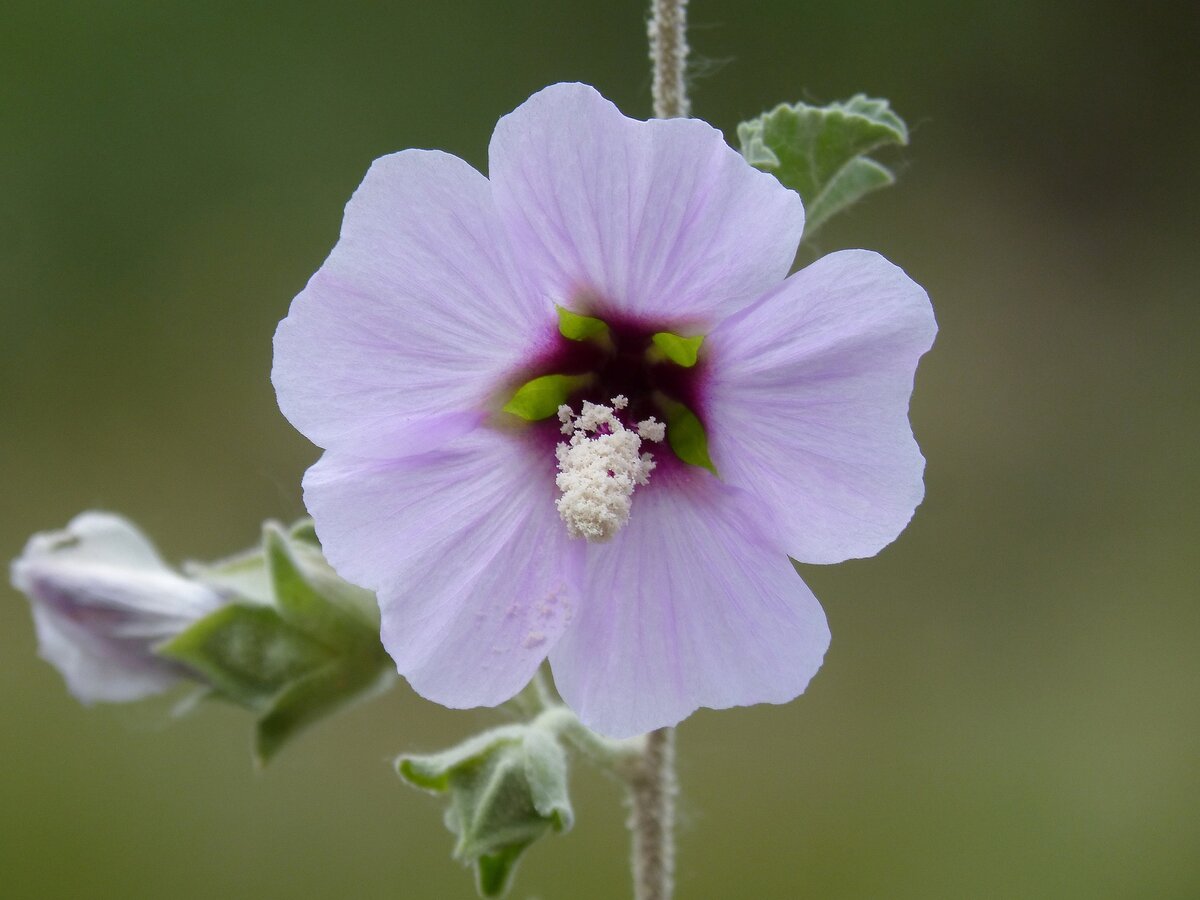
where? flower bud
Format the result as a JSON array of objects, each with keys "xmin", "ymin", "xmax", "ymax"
[
  {"xmin": 398, "ymin": 722, "xmax": 574, "ymax": 897},
  {"xmin": 10, "ymin": 512, "xmax": 223, "ymax": 703}
]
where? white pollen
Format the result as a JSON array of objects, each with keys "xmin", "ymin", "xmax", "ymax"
[
  {"xmin": 555, "ymin": 397, "xmax": 660, "ymax": 543},
  {"xmin": 637, "ymin": 417, "xmax": 666, "ymax": 442},
  {"xmin": 557, "ymin": 404, "xmax": 575, "ymax": 434}
]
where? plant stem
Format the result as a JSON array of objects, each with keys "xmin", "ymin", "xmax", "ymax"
[
  {"xmin": 648, "ymin": 0, "xmax": 690, "ymax": 118},
  {"xmin": 625, "ymin": 8, "xmax": 688, "ymax": 893},
  {"xmin": 520, "ymin": 665, "xmax": 678, "ymax": 898},
  {"xmin": 534, "ymin": 705, "xmax": 643, "ymax": 770},
  {"xmin": 626, "ymin": 726, "xmax": 677, "ymax": 900}
]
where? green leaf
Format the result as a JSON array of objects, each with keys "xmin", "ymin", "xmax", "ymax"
[
  {"xmin": 294, "ymin": 541, "xmax": 381, "ymax": 631},
  {"xmin": 264, "ymin": 522, "xmax": 376, "ymax": 646},
  {"xmin": 474, "ymin": 842, "xmax": 532, "ymax": 898},
  {"xmin": 166, "ymin": 521, "xmax": 396, "ymax": 764},
  {"xmin": 398, "ymin": 724, "xmax": 573, "ymax": 898},
  {"xmin": 158, "ymin": 603, "xmax": 332, "ymax": 710},
  {"xmin": 556, "ymin": 306, "xmax": 609, "ymax": 342},
  {"xmin": 185, "ymin": 547, "xmax": 272, "ymax": 606},
  {"xmin": 737, "ymin": 95, "xmax": 908, "ymax": 235},
  {"xmin": 502, "ymin": 374, "xmax": 590, "ymax": 421},
  {"xmin": 288, "ymin": 518, "xmax": 321, "ymax": 546},
  {"xmin": 651, "ymin": 331, "xmax": 704, "ymax": 367},
  {"xmin": 398, "ymin": 726, "xmax": 526, "ymax": 791},
  {"xmin": 661, "ymin": 399, "xmax": 717, "ymax": 475},
  {"xmin": 806, "ymin": 156, "xmax": 896, "ymax": 234},
  {"xmin": 520, "ymin": 727, "xmax": 573, "ymax": 828},
  {"xmin": 254, "ymin": 659, "xmax": 394, "ymax": 766}
]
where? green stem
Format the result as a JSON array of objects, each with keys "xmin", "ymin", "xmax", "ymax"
[{"xmin": 534, "ymin": 705, "xmax": 642, "ymax": 770}]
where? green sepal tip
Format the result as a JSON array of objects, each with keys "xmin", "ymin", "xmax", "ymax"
[
  {"xmin": 556, "ymin": 305, "xmax": 609, "ymax": 342},
  {"xmin": 660, "ymin": 397, "xmax": 718, "ymax": 475},
  {"xmin": 651, "ymin": 331, "xmax": 704, "ymax": 367},
  {"xmin": 502, "ymin": 373, "xmax": 591, "ymax": 421}
]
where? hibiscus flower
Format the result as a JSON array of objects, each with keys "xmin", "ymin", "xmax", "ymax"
[{"xmin": 272, "ymin": 83, "xmax": 936, "ymax": 738}]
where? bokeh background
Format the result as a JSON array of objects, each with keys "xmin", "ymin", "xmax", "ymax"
[{"xmin": 3, "ymin": 1, "xmax": 1196, "ymax": 897}]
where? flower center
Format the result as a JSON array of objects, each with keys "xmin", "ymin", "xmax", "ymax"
[
  {"xmin": 500, "ymin": 306, "xmax": 716, "ymax": 540},
  {"xmin": 554, "ymin": 395, "xmax": 665, "ymax": 542}
]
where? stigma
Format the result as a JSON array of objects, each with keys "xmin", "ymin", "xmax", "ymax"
[{"xmin": 554, "ymin": 396, "xmax": 665, "ymax": 542}]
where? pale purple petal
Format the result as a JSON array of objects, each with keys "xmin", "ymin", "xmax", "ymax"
[
  {"xmin": 29, "ymin": 604, "xmax": 179, "ymax": 703},
  {"xmin": 270, "ymin": 84, "xmax": 937, "ymax": 732},
  {"xmin": 273, "ymin": 150, "xmax": 557, "ymax": 459},
  {"xmin": 706, "ymin": 250, "xmax": 937, "ymax": 564},
  {"xmin": 549, "ymin": 468, "xmax": 830, "ymax": 739},
  {"xmin": 44, "ymin": 512, "xmax": 166, "ymax": 568},
  {"xmin": 489, "ymin": 83, "xmax": 805, "ymax": 325},
  {"xmin": 11, "ymin": 512, "xmax": 223, "ymax": 704},
  {"xmin": 303, "ymin": 431, "xmax": 583, "ymax": 708}
]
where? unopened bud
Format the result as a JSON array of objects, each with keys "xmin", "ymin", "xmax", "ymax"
[{"xmin": 10, "ymin": 512, "xmax": 223, "ymax": 704}]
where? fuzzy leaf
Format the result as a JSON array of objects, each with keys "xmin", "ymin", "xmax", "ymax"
[
  {"xmin": 288, "ymin": 518, "xmax": 321, "ymax": 547},
  {"xmin": 520, "ymin": 728, "xmax": 573, "ymax": 828},
  {"xmin": 399, "ymin": 726, "xmax": 526, "ymax": 792},
  {"xmin": 474, "ymin": 843, "xmax": 532, "ymax": 898},
  {"xmin": 738, "ymin": 95, "xmax": 908, "ymax": 235},
  {"xmin": 397, "ymin": 724, "xmax": 572, "ymax": 898},
  {"xmin": 185, "ymin": 547, "xmax": 272, "ymax": 606},
  {"xmin": 264, "ymin": 522, "xmax": 376, "ymax": 646},
  {"xmin": 170, "ymin": 521, "xmax": 394, "ymax": 764},
  {"xmin": 806, "ymin": 156, "xmax": 895, "ymax": 233},
  {"xmin": 158, "ymin": 603, "xmax": 331, "ymax": 710},
  {"xmin": 254, "ymin": 659, "xmax": 394, "ymax": 766}
]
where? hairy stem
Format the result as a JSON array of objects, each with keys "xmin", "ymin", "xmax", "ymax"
[
  {"xmin": 648, "ymin": 0, "xmax": 690, "ymax": 118},
  {"xmin": 626, "ymin": 727, "xmax": 677, "ymax": 900},
  {"xmin": 629, "ymin": 12, "xmax": 687, "ymax": 894},
  {"xmin": 535, "ymin": 705, "xmax": 643, "ymax": 769}
]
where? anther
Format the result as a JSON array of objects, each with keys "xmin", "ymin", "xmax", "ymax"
[{"xmin": 554, "ymin": 398, "xmax": 665, "ymax": 542}]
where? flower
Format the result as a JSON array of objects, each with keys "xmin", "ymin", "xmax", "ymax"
[
  {"xmin": 10, "ymin": 512, "xmax": 224, "ymax": 703},
  {"xmin": 272, "ymin": 83, "xmax": 936, "ymax": 738}
]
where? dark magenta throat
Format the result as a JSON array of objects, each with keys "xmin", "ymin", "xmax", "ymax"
[{"xmin": 534, "ymin": 312, "xmax": 707, "ymax": 429}]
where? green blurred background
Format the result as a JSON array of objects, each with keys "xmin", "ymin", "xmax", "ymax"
[{"xmin": 3, "ymin": 1, "xmax": 1196, "ymax": 897}]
